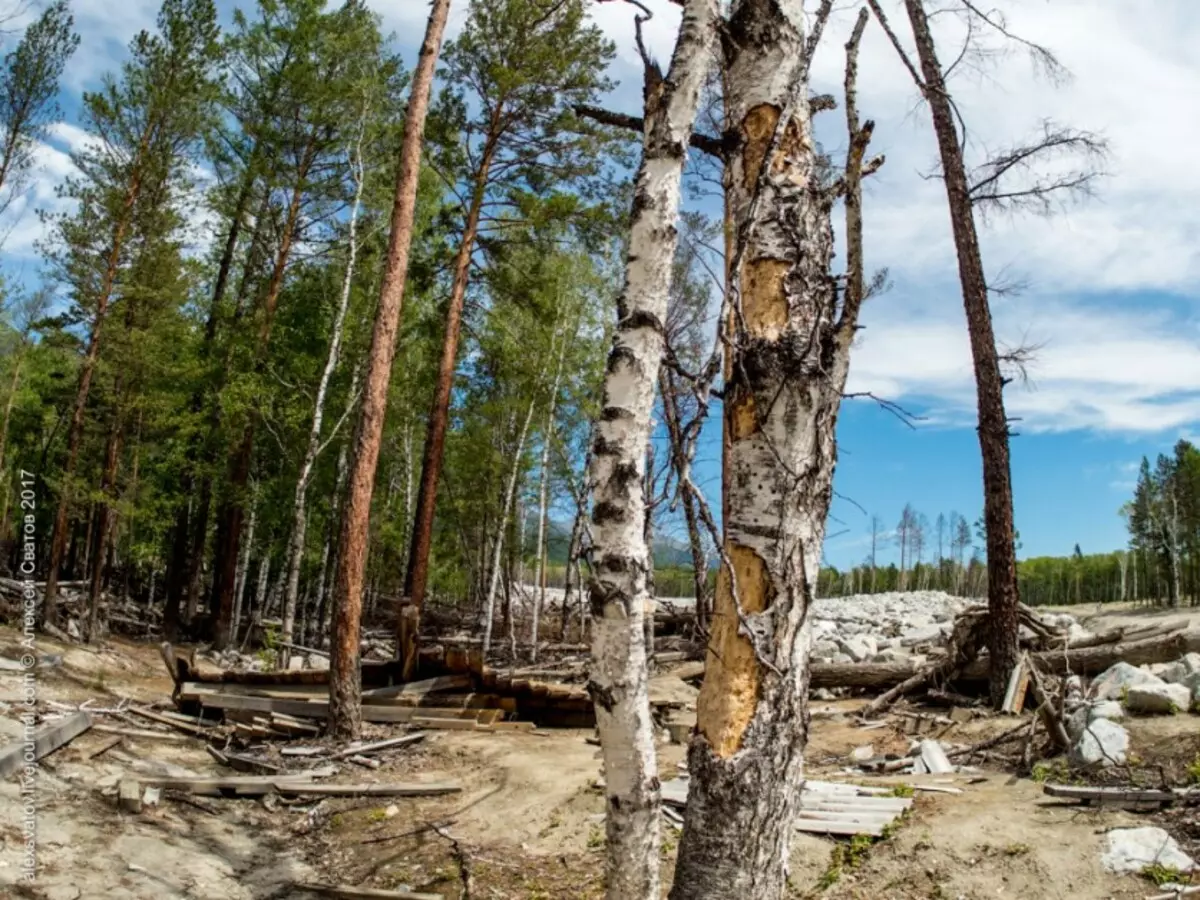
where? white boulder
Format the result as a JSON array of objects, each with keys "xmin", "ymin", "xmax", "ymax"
[
  {"xmin": 1089, "ymin": 662, "xmax": 1166, "ymax": 701},
  {"xmin": 1124, "ymin": 683, "xmax": 1191, "ymax": 715},
  {"xmin": 1159, "ymin": 653, "xmax": 1200, "ymax": 685},
  {"xmin": 1069, "ymin": 719, "xmax": 1129, "ymax": 768},
  {"xmin": 1066, "ymin": 700, "xmax": 1124, "ymax": 740},
  {"xmin": 1100, "ymin": 826, "xmax": 1195, "ymax": 876}
]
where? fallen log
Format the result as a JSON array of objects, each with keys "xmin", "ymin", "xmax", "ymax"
[
  {"xmin": 809, "ymin": 629, "xmax": 1200, "ymax": 691},
  {"xmin": 293, "ymin": 883, "xmax": 443, "ymax": 900}
]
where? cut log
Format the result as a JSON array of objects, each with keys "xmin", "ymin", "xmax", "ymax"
[
  {"xmin": 0, "ymin": 711, "xmax": 93, "ymax": 778},
  {"xmin": 1000, "ymin": 653, "xmax": 1029, "ymax": 714}
]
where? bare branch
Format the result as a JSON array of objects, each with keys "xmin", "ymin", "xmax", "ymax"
[
  {"xmin": 842, "ymin": 391, "xmax": 924, "ymax": 429},
  {"xmin": 864, "ymin": 0, "xmax": 926, "ymax": 90},
  {"xmin": 957, "ymin": 0, "xmax": 1069, "ymax": 84},
  {"xmin": 572, "ymin": 103, "xmax": 724, "ymax": 157},
  {"xmin": 996, "ymin": 336, "xmax": 1045, "ymax": 389},
  {"xmin": 969, "ymin": 120, "xmax": 1108, "ymax": 216}
]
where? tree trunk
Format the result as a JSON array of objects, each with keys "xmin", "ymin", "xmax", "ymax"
[
  {"xmin": 42, "ymin": 156, "xmax": 146, "ymax": 627},
  {"xmin": 329, "ymin": 0, "xmax": 450, "ymax": 740},
  {"xmin": 85, "ymin": 414, "xmax": 122, "ymax": 642},
  {"xmin": 900, "ymin": 0, "xmax": 1021, "ymax": 708},
  {"xmin": 661, "ymin": 369, "xmax": 709, "ymax": 630},
  {"xmin": 211, "ymin": 140, "xmax": 315, "ymax": 651},
  {"xmin": 587, "ymin": 0, "xmax": 717, "ymax": 895},
  {"xmin": 232, "ymin": 489, "xmax": 257, "ymax": 647},
  {"xmin": 671, "ymin": 4, "xmax": 865, "ymax": 896},
  {"xmin": 531, "ymin": 327, "xmax": 569, "ymax": 661},
  {"xmin": 401, "ymin": 115, "xmax": 503, "ymax": 666},
  {"xmin": 281, "ymin": 125, "xmax": 366, "ymax": 667},
  {"xmin": 483, "ymin": 402, "xmax": 537, "ymax": 654}
]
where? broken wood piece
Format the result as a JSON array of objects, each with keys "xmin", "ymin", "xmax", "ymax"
[
  {"xmin": 118, "ymin": 779, "xmax": 142, "ymax": 813},
  {"xmin": 328, "ymin": 733, "xmax": 426, "ymax": 761},
  {"xmin": 1041, "ymin": 783, "xmax": 1192, "ymax": 808},
  {"xmin": 292, "ymin": 882, "xmax": 443, "ymax": 899},
  {"xmin": 88, "ymin": 736, "xmax": 124, "ymax": 760},
  {"xmin": 132, "ymin": 773, "xmax": 460, "ymax": 798},
  {"xmin": 126, "ymin": 706, "xmax": 212, "ymax": 737},
  {"xmin": 143, "ymin": 786, "xmax": 161, "ymax": 807},
  {"xmin": 93, "ymin": 723, "xmax": 188, "ymax": 743},
  {"xmin": 0, "ymin": 711, "xmax": 93, "ymax": 778},
  {"xmin": 348, "ymin": 755, "xmax": 381, "ymax": 770},
  {"xmin": 1001, "ymin": 653, "xmax": 1030, "ymax": 714},
  {"xmin": 207, "ymin": 745, "xmax": 284, "ymax": 774}
]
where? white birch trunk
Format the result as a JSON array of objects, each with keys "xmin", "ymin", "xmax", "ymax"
[
  {"xmin": 482, "ymin": 399, "xmax": 537, "ymax": 654},
  {"xmin": 671, "ymin": 3, "xmax": 870, "ymax": 896},
  {"xmin": 280, "ymin": 123, "xmax": 366, "ymax": 667},
  {"xmin": 232, "ymin": 492, "xmax": 257, "ymax": 646},
  {"xmin": 530, "ymin": 327, "xmax": 569, "ymax": 661},
  {"xmin": 586, "ymin": 2, "xmax": 717, "ymax": 896}
]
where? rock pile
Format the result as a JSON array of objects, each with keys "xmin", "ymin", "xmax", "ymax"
[
  {"xmin": 1064, "ymin": 652, "xmax": 1200, "ymax": 767},
  {"xmin": 807, "ymin": 590, "xmax": 1085, "ymax": 667}
]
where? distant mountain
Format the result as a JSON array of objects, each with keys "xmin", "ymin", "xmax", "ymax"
[{"xmin": 522, "ymin": 511, "xmax": 706, "ymax": 569}]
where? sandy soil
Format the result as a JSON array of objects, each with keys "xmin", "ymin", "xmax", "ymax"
[{"xmin": 1, "ymin": 625, "xmax": 1197, "ymax": 899}]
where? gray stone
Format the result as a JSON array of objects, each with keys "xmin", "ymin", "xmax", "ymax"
[
  {"xmin": 839, "ymin": 635, "xmax": 877, "ymax": 663},
  {"xmin": 1124, "ymin": 682, "xmax": 1190, "ymax": 715},
  {"xmin": 1068, "ymin": 719, "xmax": 1129, "ymax": 768},
  {"xmin": 1100, "ymin": 826, "xmax": 1195, "ymax": 876},
  {"xmin": 1160, "ymin": 653, "xmax": 1200, "ymax": 685},
  {"xmin": 849, "ymin": 744, "xmax": 875, "ymax": 763},
  {"xmin": 1088, "ymin": 662, "xmax": 1165, "ymax": 701},
  {"xmin": 306, "ymin": 654, "xmax": 329, "ymax": 671},
  {"xmin": 1183, "ymin": 672, "xmax": 1200, "ymax": 711},
  {"xmin": 1066, "ymin": 700, "xmax": 1125, "ymax": 739},
  {"xmin": 812, "ymin": 640, "xmax": 839, "ymax": 657},
  {"xmin": 872, "ymin": 647, "xmax": 911, "ymax": 664}
]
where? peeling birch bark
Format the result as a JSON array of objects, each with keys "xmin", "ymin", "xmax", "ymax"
[
  {"xmin": 587, "ymin": 1, "xmax": 718, "ymax": 897},
  {"xmin": 670, "ymin": 4, "xmax": 872, "ymax": 898}
]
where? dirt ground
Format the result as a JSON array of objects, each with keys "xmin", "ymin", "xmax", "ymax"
[{"xmin": 1, "ymin": 624, "xmax": 1197, "ymax": 899}]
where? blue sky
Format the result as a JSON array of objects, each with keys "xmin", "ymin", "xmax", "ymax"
[{"xmin": 4, "ymin": 0, "xmax": 1199, "ymax": 571}]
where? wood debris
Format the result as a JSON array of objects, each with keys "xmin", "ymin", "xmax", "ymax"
[{"xmin": 0, "ymin": 711, "xmax": 93, "ymax": 778}]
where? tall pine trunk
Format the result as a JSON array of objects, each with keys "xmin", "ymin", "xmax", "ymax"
[
  {"xmin": 329, "ymin": 0, "xmax": 450, "ymax": 739},
  {"xmin": 587, "ymin": 0, "xmax": 717, "ymax": 895},
  {"xmin": 900, "ymin": 0, "xmax": 1020, "ymax": 706},
  {"xmin": 531, "ymin": 325, "xmax": 569, "ymax": 661},
  {"xmin": 401, "ymin": 115, "xmax": 502, "ymax": 671}
]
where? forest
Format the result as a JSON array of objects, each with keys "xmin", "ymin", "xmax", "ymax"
[{"xmin": 0, "ymin": 0, "xmax": 1158, "ymax": 895}]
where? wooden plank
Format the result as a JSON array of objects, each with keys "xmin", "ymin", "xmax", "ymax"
[
  {"xmin": 489, "ymin": 721, "xmax": 536, "ymax": 732},
  {"xmin": 0, "ymin": 711, "xmax": 93, "ymax": 779},
  {"xmin": 184, "ymin": 685, "xmax": 483, "ymax": 725},
  {"xmin": 1042, "ymin": 783, "xmax": 1186, "ymax": 806},
  {"xmin": 292, "ymin": 882, "xmax": 443, "ymax": 899},
  {"xmin": 361, "ymin": 675, "xmax": 472, "ymax": 700},
  {"xmin": 1001, "ymin": 653, "xmax": 1029, "ymax": 714},
  {"xmin": 87, "ymin": 735, "xmax": 124, "ymax": 760},
  {"xmin": 127, "ymin": 706, "xmax": 212, "ymax": 737},
  {"xmin": 475, "ymin": 709, "xmax": 503, "ymax": 726},
  {"xmin": 794, "ymin": 818, "xmax": 886, "ymax": 837},
  {"xmin": 327, "ymin": 733, "xmax": 426, "ymax": 760},
  {"xmin": 409, "ymin": 717, "xmax": 480, "ymax": 731},
  {"xmin": 93, "ymin": 724, "xmax": 188, "ymax": 743}
]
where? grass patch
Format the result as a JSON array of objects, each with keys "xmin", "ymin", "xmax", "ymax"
[
  {"xmin": 816, "ymin": 834, "xmax": 876, "ymax": 891},
  {"xmin": 889, "ymin": 784, "xmax": 915, "ymax": 798},
  {"xmin": 1003, "ymin": 842, "xmax": 1031, "ymax": 857},
  {"xmin": 1187, "ymin": 754, "xmax": 1200, "ymax": 785},
  {"xmin": 1031, "ymin": 758, "xmax": 1071, "ymax": 784},
  {"xmin": 1142, "ymin": 863, "xmax": 1185, "ymax": 887}
]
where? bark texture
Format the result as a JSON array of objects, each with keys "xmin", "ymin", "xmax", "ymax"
[
  {"xmin": 901, "ymin": 0, "xmax": 1020, "ymax": 707},
  {"xmin": 329, "ymin": 0, "xmax": 450, "ymax": 739},
  {"xmin": 670, "ymin": 3, "xmax": 864, "ymax": 897},
  {"xmin": 586, "ymin": 0, "xmax": 717, "ymax": 896}
]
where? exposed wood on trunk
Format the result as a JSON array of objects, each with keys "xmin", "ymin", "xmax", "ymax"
[
  {"xmin": 329, "ymin": 0, "xmax": 451, "ymax": 741},
  {"xmin": 587, "ymin": 0, "xmax": 718, "ymax": 896},
  {"xmin": 672, "ymin": 6, "xmax": 869, "ymax": 896}
]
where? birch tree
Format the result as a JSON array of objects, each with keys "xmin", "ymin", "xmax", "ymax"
[
  {"xmin": 586, "ymin": 0, "xmax": 717, "ymax": 895},
  {"xmin": 670, "ymin": 6, "xmax": 881, "ymax": 896}
]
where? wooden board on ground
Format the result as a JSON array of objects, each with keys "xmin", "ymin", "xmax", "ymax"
[
  {"xmin": 0, "ymin": 711, "xmax": 93, "ymax": 779},
  {"xmin": 293, "ymin": 882, "xmax": 443, "ymax": 899}
]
